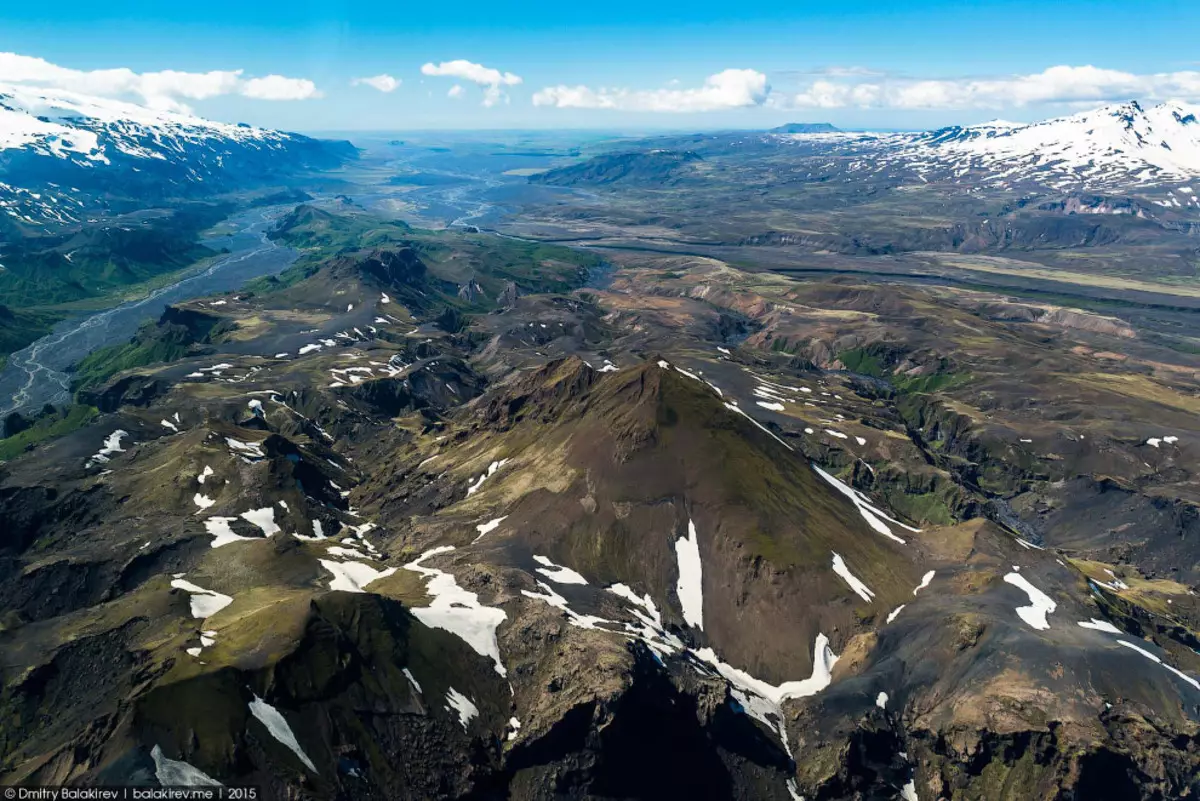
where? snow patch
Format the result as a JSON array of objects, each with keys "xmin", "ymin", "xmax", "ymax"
[
  {"xmin": 151, "ymin": 745, "xmax": 221, "ymax": 787},
  {"xmin": 1078, "ymin": 618, "xmax": 1122, "ymax": 634},
  {"xmin": 675, "ymin": 519, "xmax": 705, "ymax": 629},
  {"xmin": 813, "ymin": 465, "xmax": 916, "ymax": 544},
  {"xmin": 444, "ymin": 687, "xmax": 479, "ymax": 730},
  {"xmin": 466, "ymin": 459, "xmax": 509, "ymax": 497},
  {"xmin": 723, "ymin": 401, "xmax": 794, "ymax": 450},
  {"xmin": 913, "ymin": 570, "xmax": 935, "ymax": 595},
  {"xmin": 318, "ymin": 559, "xmax": 396, "ymax": 592},
  {"xmin": 239, "ymin": 507, "xmax": 280, "ymax": 537},
  {"xmin": 603, "ymin": 583, "xmax": 684, "ymax": 657},
  {"xmin": 831, "ymin": 552, "xmax": 875, "ymax": 603},
  {"xmin": 203, "ymin": 517, "xmax": 255, "ymax": 548},
  {"xmin": 1118, "ymin": 640, "xmax": 1200, "ymax": 691},
  {"xmin": 522, "ymin": 580, "xmax": 613, "ymax": 631},
  {"xmin": 474, "ymin": 516, "xmax": 508, "ymax": 542},
  {"xmin": 170, "ymin": 579, "xmax": 233, "ymax": 619},
  {"xmin": 697, "ymin": 634, "xmax": 839, "ymax": 706},
  {"xmin": 533, "ymin": 555, "xmax": 589, "ymax": 585},
  {"xmin": 248, "ymin": 696, "xmax": 317, "ymax": 773},
  {"xmin": 86, "ymin": 429, "xmax": 129, "ymax": 467},
  {"xmin": 225, "ymin": 437, "xmax": 265, "ymax": 460},
  {"xmin": 1003, "ymin": 572, "xmax": 1057, "ymax": 630},
  {"xmin": 404, "ymin": 546, "xmax": 509, "ymax": 676}
]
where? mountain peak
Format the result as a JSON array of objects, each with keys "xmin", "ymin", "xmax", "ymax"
[{"xmin": 902, "ymin": 99, "xmax": 1200, "ymax": 187}]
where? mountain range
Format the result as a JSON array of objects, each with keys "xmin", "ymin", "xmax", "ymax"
[
  {"xmin": 0, "ymin": 84, "xmax": 355, "ymax": 228},
  {"xmin": 1, "ymin": 204, "xmax": 1197, "ymax": 798},
  {"xmin": 1, "ymin": 90, "xmax": 1199, "ymax": 800},
  {"xmin": 778, "ymin": 101, "xmax": 1200, "ymax": 194}
]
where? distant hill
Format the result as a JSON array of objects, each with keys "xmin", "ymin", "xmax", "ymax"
[
  {"xmin": 768, "ymin": 122, "xmax": 841, "ymax": 134},
  {"xmin": 529, "ymin": 150, "xmax": 704, "ymax": 187}
]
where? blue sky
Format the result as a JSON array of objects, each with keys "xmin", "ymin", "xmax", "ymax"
[{"xmin": 3, "ymin": 0, "xmax": 1198, "ymax": 131}]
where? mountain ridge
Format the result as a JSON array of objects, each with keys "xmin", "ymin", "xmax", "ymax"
[
  {"xmin": 771, "ymin": 100, "xmax": 1200, "ymax": 191},
  {"xmin": 0, "ymin": 84, "xmax": 356, "ymax": 227}
]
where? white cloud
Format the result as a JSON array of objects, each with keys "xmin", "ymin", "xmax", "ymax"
[
  {"xmin": 779, "ymin": 65, "xmax": 1200, "ymax": 110},
  {"xmin": 421, "ymin": 60, "xmax": 521, "ymax": 86},
  {"xmin": 483, "ymin": 85, "xmax": 509, "ymax": 107},
  {"xmin": 533, "ymin": 69, "xmax": 769, "ymax": 113},
  {"xmin": 352, "ymin": 74, "xmax": 400, "ymax": 93},
  {"xmin": 447, "ymin": 84, "xmax": 464, "ymax": 99},
  {"xmin": 241, "ymin": 75, "xmax": 321, "ymax": 101},
  {"xmin": 421, "ymin": 59, "xmax": 522, "ymax": 107},
  {"xmin": 785, "ymin": 80, "xmax": 882, "ymax": 109},
  {"xmin": 0, "ymin": 51, "xmax": 320, "ymax": 112}
]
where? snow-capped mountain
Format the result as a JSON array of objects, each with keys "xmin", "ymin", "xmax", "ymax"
[
  {"xmin": 776, "ymin": 101, "xmax": 1200, "ymax": 196},
  {"xmin": 908, "ymin": 101, "xmax": 1200, "ymax": 187},
  {"xmin": 0, "ymin": 84, "xmax": 354, "ymax": 226}
]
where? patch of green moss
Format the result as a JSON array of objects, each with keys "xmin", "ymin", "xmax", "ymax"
[
  {"xmin": 241, "ymin": 260, "xmax": 321, "ymax": 294},
  {"xmin": 838, "ymin": 347, "xmax": 887, "ymax": 377},
  {"xmin": 0, "ymin": 404, "xmax": 99, "ymax": 461},
  {"xmin": 839, "ymin": 347, "xmax": 970, "ymax": 395},
  {"xmin": 963, "ymin": 738, "xmax": 1053, "ymax": 800},
  {"xmin": 881, "ymin": 488, "xmax": 955, "ymax": 526},
  {"xmin": 893, "ymin": 370, "xmax": 971, "ymax": 394},
  {"xmin": 73, "ymin": 332, "xmax": 190, "ymax": 390},
  {"xmin": 0, "ymin": 305, "xmax": 63, "ymax": 368},
  {"xmin": 72, "ymin": 310, "xmax": 230, "ymax": 390}
]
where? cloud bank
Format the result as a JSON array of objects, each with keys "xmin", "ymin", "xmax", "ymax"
[
  {"xmin": 533, "ymin": 69, "xmax": 769, "ymax": 112},
  {"xmin": 780, "ymin": 65, "xmax": 1200, "ymax": 110},
  {"xmin": 531, "ymin": 64, "xmax": 1200, "ymax": 114},
  {"xmin": 0, "ymin": 52, "xmax": 320, "ymax": 112}
]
